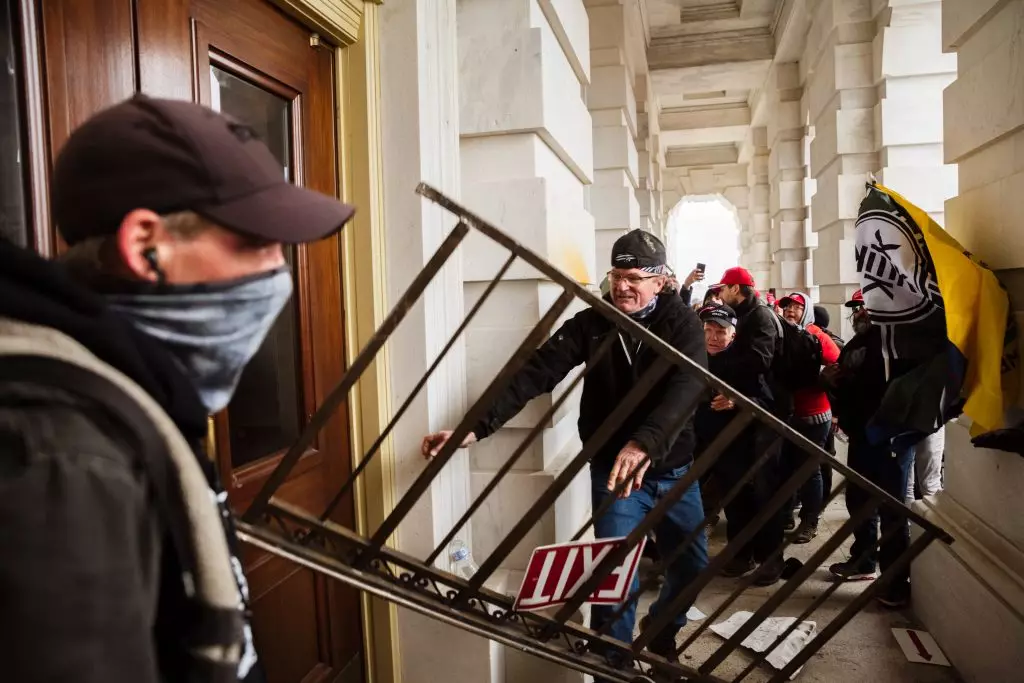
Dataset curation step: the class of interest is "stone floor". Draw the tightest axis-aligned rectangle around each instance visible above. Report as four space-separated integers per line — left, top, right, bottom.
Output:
635 477 962 682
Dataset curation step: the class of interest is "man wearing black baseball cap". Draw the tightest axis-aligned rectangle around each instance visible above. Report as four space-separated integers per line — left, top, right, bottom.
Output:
423 229 709 669
0 95 354 682
695 304 785 584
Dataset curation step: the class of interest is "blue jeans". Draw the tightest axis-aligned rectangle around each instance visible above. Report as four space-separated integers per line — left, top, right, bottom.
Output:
589 464 709 648
846 436 913 582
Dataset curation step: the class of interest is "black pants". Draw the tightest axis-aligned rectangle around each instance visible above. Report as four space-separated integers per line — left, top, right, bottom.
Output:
718 429 785 563
783 419 831 524
846 435 913 582
821 423 836 500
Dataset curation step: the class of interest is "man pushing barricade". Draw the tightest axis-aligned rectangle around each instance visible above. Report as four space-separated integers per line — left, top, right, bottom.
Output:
422 229 709 672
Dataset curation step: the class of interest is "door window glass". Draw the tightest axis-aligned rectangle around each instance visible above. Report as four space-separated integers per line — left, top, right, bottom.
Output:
210 64 302 467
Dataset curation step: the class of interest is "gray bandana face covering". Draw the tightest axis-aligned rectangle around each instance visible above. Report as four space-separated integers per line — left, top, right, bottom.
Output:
107 267 293 413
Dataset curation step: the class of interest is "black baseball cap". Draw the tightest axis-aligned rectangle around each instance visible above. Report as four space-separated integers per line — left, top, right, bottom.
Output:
699 304 737 328
611 229 667 270
52 94 355 246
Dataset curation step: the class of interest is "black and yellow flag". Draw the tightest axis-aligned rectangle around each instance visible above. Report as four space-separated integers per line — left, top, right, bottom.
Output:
855 182 1018 442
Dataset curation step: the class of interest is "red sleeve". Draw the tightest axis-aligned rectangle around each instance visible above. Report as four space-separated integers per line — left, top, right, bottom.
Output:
810 324 840 364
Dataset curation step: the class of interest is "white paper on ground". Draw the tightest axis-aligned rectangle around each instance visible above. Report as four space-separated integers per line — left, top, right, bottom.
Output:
892 628 950 666
709 611 817 680
686 606 706 621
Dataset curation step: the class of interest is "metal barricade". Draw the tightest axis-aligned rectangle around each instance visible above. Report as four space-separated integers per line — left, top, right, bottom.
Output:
236 184 953 683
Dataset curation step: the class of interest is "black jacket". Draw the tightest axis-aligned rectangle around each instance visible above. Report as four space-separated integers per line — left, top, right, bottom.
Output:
696 343 774 440
0 240 255 683
729 295 779 377
829 325 887 436
472 292 708 474
695 340 775 474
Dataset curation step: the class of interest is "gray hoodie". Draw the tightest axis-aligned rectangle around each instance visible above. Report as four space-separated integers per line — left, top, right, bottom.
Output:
781 291 814 328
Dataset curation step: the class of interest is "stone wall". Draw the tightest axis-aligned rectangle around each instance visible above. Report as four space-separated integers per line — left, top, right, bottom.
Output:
460 1 597 680
911 1 1024 681
378 2 474 680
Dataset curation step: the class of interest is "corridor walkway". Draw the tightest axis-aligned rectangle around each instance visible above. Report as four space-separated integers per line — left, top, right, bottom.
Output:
637 446 961 682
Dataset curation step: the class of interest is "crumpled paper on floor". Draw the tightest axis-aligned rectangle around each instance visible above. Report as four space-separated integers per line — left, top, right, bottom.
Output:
709 610 817 679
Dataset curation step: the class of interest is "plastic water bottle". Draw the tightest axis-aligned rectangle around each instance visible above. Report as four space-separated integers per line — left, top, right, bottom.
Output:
448 539 479 579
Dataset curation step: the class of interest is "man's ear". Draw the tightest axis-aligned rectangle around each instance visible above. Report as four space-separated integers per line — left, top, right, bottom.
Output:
115 209 165 281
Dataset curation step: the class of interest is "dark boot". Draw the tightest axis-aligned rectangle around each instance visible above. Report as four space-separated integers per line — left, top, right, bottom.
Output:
876 580 911 609
720 556 757 578
751 554 786 587
638 615 678 660
828 558 877 581
792 520 818 544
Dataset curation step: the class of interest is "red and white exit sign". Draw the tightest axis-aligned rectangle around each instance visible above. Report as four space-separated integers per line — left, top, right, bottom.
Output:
513 537 646 612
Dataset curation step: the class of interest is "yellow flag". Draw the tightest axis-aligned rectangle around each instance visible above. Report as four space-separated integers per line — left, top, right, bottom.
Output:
873 183 1019 435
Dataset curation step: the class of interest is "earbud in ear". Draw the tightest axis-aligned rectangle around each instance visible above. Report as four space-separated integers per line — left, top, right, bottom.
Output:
142 247 166 285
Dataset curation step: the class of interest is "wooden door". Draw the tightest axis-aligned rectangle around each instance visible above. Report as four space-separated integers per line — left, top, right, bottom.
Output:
39 1 364 681
182 3 363 682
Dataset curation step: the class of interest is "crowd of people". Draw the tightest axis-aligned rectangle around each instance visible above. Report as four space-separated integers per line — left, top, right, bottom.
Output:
426 228 945 679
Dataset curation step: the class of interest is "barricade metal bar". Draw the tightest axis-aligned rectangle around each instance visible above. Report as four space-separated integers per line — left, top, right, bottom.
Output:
319 251 518 523
243 499 722 683
363 288 576 557
236 520 715 683
595 437 783 638
633 453 821 653
673 480 850 655
456 356 676 604
415 183 950 542
549 412 755 635
243 221 472 522
698 496 880 675
424 334 618 566
768 531 935 683
732 520 910 683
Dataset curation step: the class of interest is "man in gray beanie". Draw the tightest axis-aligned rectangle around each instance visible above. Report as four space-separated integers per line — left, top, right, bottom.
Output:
423 229 709 671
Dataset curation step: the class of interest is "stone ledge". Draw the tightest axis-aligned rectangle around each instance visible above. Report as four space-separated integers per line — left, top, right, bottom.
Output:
911 491 1024 682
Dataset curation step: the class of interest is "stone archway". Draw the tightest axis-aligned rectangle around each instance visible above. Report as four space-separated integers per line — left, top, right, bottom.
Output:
665 194 742 302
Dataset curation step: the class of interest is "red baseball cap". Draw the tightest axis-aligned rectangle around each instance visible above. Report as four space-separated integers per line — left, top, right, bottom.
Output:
845 289 865 308
778 293 807 308
715 266 755 288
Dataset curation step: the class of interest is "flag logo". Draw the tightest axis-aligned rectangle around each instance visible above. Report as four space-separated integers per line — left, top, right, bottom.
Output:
855 210 942 324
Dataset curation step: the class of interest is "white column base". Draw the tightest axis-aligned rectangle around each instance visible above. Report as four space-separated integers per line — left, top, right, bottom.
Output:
910 444 1024 682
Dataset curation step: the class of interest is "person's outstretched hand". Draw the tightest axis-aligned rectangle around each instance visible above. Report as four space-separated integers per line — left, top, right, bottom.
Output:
607 441 649 499
421 430 477 459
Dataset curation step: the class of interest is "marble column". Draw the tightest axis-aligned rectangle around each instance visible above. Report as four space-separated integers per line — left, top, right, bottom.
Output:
805 0 878 321
378 2 478 681
767 62 811 297
911 1 1024 680
586 0 642 267
457 0 596 679
872 0 957 224
747 126 772 287
635 74 666 241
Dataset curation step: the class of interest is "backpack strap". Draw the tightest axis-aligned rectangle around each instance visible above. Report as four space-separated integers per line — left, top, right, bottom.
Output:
0 353 244 674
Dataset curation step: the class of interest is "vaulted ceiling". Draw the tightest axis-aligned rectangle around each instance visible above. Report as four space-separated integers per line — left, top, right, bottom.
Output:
646 0 786 195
